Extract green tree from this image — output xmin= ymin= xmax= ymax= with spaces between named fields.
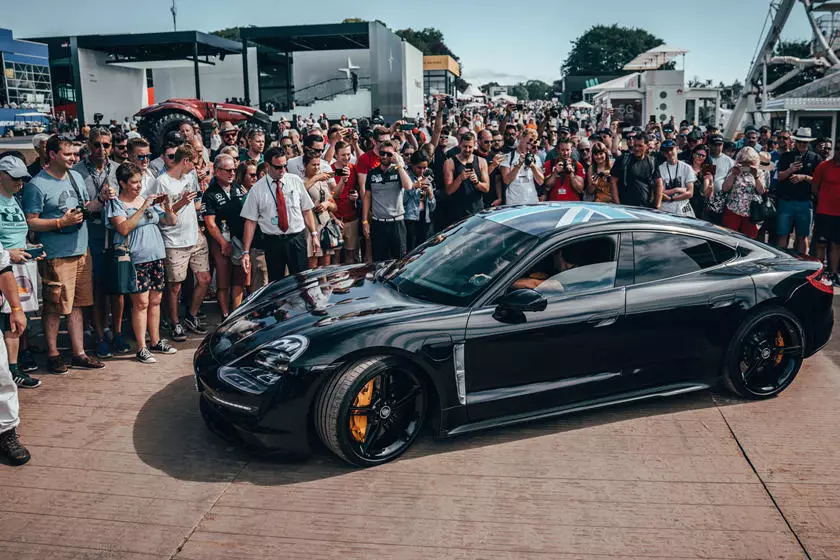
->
xmin=509 ymin=84 xmax=529 ymax=100
xmin=765 ymin=40 xmax=823 ymax=96
xmin=479 ymin=81 xmax=501 ymax=95
xmin=342 ymin=18 xmax=365 ymax=23
xmin=561 ymin=25 xmax=665 ymax=75
xmin=395 ymin=27 xmax=459 ymax=60
xmin=524 ymin=79 xmax=551 ymax=100
xmin=211 ymin=26 xmax=253 ymax=41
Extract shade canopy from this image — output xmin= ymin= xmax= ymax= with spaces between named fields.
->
xmin=623 ymin=45 xmax=687 ymax=71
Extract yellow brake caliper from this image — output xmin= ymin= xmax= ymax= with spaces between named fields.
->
xmin=775 ymin=331 xmax=785 ymax=366
xmin=350 ymin=379 xmax=375 ymax=442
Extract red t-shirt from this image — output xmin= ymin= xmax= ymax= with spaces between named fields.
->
xmin=815 ymin=159 xmax=840 ymax=216
xmin=332 ymin=162 xmax=359 ymax=222
xmin=355 ymin=150 xmax=381 ymax=177
xmin=544 ymin=159 xmax=585 ymax=201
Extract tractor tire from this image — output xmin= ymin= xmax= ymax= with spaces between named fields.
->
xmin=142 ymin=112 xmax=199 ymax=155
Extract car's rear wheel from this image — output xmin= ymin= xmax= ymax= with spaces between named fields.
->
xmin=723 ymin=306 xmax=805 ymax=399
xmin=315 ymin=356 xmax=426 ymax=467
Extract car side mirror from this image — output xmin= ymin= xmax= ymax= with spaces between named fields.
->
xmin=497 ymin=288 xmax=547 ymax=313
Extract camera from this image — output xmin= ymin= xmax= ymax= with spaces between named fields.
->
xmin=524 ymin=153 xmax=534 ymax=166
xmin=668 ymin=177 xmax=682 ymax=190
xmin=445 ymin=96 xmax=454 ymax=110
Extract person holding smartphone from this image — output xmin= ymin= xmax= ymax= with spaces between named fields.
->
xmin=0 ymin=156 xmax=43 ymax=388
xmin=403 ymin=151 xmax=437 ymax=252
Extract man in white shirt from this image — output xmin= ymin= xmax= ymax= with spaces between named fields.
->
xmin=241 ymin=147 xmax=320 ymax=281
xmin=127 ymin=137 xmax=155 ymax=196
xmin=708 ymin=134 xmax=736 ymax=197
xmin=500 ymin=128 xmax=545 ymax=205
xmin=656 ymin=140 xmax=696 ymax=215
xmin=149 ymin=144 xmax=210 ymax=342
xmin=286 ymin=133 xmax=333 ymax=178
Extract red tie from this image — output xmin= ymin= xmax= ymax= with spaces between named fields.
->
xmin=275 ymin=180 xmax=289 ymax=232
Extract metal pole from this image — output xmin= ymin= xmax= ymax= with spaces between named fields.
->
xmin=241 ymin=38 xmax=250 ymax=106
xmin=69 ymin=35 xmax=85 ymax=126
xmin=286 ymin=51 xmax=293 ymax=111
xmin=193 ymin=40 xmax=201 ymax=99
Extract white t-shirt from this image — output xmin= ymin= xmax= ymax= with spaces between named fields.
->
xmin=658 ymin=160 xmax=697 ymax=215
xmin=150 ymin=172 xmax=199 ymax=248
xmin=501 ymin=151 xmax=543 ymax=206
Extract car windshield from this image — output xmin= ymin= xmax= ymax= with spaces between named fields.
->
xmin=382 ymin=217 xmax=538 ymax=307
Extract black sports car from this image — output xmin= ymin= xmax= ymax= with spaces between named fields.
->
xmin=194 ymin=203 xmax=834 ymax=467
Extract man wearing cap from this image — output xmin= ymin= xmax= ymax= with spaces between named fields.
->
xmin=0 ymin=156 xmax=41 ymax=388
xmin=679 ymin=130 xmax=704 ymax=163
xmin=776 ymin=127 xmax=823 ymax=253
xmin=213 ymin=121 xmax=238 ymax=159
xmin=240 ymin=147 xmax=320 ymax=281
xmin=705 ymin=134 xmax=736 ymax=224
xmin=738 ymin=125 xmax=762 ymax=152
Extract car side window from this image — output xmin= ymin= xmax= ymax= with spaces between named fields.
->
xmin=709 ymin=241 xmax=737 ymax=264
xmin=634 ymin=232 xmax=721 ymax=283
xmin=511 ymin=235 xmax=619 ymax=297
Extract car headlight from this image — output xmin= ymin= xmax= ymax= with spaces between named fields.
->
xmin=219 ymin=335 xmax=309 ymax=394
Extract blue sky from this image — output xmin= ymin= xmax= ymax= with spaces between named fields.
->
xmin=5 ymin=0 xmax=816 ymax=86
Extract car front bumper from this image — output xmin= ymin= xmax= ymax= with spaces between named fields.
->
xmin=193 ymin=338 xmax=315 ymax=456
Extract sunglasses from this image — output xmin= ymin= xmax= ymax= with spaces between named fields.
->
xmin=381 ymin=152 xmax=396 ymax=157
xmin=114 ymin=144 xmax=127 ymax=150
xmin=165 ymin=153 xmax=176 ymax=159
xmin=217 ymin=167 xmax=236 ymax=173
xmin=136 ymin=154 xmax=151 ymax=161
xmin=694 ymin=152 xmax=707 ymax=158
xmin=268 ymin=162 xmax=287 ymax=170
xmin=223 ymin=131 xmax=237 ymax=136
xmin=94 ymin=142 xmax=111 ymax=149
xmin=247 ymin=172 xmax=258 ymax=178
xmin=579 ymin=148 xmax=591 ymax=152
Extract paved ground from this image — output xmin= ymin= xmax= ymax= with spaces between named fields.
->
xmin=0 ymin=301 xmax=839 ymax=560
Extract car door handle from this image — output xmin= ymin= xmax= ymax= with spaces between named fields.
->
xmin=708 ymin=295 xmax=735 ymax=309
xmin=587 ymin=313 xmax=619 ymax=328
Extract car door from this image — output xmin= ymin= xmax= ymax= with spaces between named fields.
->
xmin=622 ymin=230 xmax=754 ymax=389
xmin=463 ymin=233 xmax=629 ymax=422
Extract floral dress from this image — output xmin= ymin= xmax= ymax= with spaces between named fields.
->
xmin=726 ymin=172 xmax=759 ymax=218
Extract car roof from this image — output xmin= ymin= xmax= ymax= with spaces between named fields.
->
xmin=480 ymin=202 xmax=713 ymax=237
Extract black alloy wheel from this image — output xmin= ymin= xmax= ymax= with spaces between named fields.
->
xmin=724 ymin=307 xmax=805 ymax=399
xmin=315 ymin=356 xmax=427 ymax=467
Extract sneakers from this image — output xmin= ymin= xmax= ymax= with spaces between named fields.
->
xmin=136 ymin=347 xmax=157 ymax=364
xmin=71 ymin=354 xmax=105 ymax=369
xmin=18 ymin=349 xmax=38 ymax=373
xmin=183 ymin=315 xmax=207 ymax=335
xmin=150 ymin=339 xmax=177 ymax=354
xmin=171 ymin=323 xmax=187 ymax=342
xmin=12 ymin=370 xmax=40 ymax=389
xmin=96 ymin=337 xmax=113 ymax=359
xmin=112 ymin=334 xmax=132 ymax=355
xmin=47 ymin=355 xmax=68 ymax=375
xmin=0 ymin=429 xmax=30 ymax=466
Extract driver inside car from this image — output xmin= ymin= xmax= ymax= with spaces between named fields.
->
xmin=512 ymin=248 xmax=576 ymax=292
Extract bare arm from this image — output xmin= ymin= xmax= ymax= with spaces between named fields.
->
xmin=475 ymin=160 xmax=490 ymax=193
xmin=653 ymin=178 xmax=664 ymax=209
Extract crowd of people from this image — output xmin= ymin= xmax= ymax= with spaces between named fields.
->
xmin=0 ymin=94 xmax=837 ymax=467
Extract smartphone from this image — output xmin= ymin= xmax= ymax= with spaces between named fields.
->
xmin=649 ymin=115 xmax=657 ymax=124
xmin=25 ymin=247 xmax=45 ymax=259
xmin=740 ymin=165 xmax=752 ymax=174
xmin=465 ymin=163 xmax=474 ymax=171
xmin=400 ymin=123 xmax=414 ymax=131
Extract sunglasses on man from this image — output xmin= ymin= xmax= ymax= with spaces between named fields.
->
xmin=136 ymin=154 xmax=152 ymax=161
xmin=93 ymin=142 xmax=111 ymax=149
xmin=268 ymin=162 xmax=287 ymax=170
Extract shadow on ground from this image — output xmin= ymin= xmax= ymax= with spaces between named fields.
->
xmin=133 ymin=373 xmax=736 ymax=485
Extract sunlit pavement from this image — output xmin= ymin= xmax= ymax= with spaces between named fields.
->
xmin=0 ymin=301 xmax=839 ymax=559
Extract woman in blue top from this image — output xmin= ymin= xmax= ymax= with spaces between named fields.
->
xmin=403 ymin=151 xmax=437 ymax=252
xmin=107 ymin=163 xmax=177 ymax=364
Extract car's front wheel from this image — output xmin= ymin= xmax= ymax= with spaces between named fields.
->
xmin=723 ymin=306 xmax=805 ymax=399
xmin=315 ymin=356 xmax=427 ymax=467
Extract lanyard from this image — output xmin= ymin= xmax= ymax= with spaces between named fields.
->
xmin=84 ymin=158 xmax=111 ymax=193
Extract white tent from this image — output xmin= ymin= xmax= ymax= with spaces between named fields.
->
xmin=491 ymin=93 xmax=517 ymax=104
xmin=570 ymin=101 xmax=593 ymax=110
xmin=457 ymin=84 xmax=486 ymax=100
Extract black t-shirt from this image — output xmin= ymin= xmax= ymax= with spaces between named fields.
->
xmin=450 ymin=156 xmax=486 ymax=219
xmin=776 ymin=149 xmax=823 ymax=201
xmin=610 ymin=153 xmax=660 ymax=208
xmin=201 ymin=180 xmax=247 ymax=240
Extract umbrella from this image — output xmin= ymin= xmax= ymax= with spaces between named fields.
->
xmin=570 ymin=101 xmax=593 ymax=110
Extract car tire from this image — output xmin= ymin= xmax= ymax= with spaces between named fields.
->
xmin=141 ymin=112 xmax=199 ymax=155
xmin=314 ymin=356 xmax=426 ymax=467
xmin=722 ymin=306 xmax=805 ymax=399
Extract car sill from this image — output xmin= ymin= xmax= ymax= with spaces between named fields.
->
xmin=466 ymin=371 xmax=622 ymax=406
xmin=446 ymin=382 xmax=711 ymax=437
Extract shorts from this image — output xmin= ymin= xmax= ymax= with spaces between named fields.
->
xmin=814 ymin=213 xmax=840 ymax=244
xmin=249 ymin=248 xmax=268 ymax=291
xmin=342 ymin=218 xmax=360 ymax=251
xmin=776 ymin=199 xmax=813 ymax=238
xmin=164 ymin=234 xmax=210 ymax=283
xmin=39 ymin=251 xmax=94 ymax=316
xmin=134 ymin=259 xmax=166 ymax=293
xmin=208 ymin=237 xmax=250 ymax=288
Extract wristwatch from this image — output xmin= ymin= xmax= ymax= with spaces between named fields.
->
xmin=309 ymin=230 xmax=318 ymax=237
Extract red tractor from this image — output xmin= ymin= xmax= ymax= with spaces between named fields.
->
xmin=135 ymin=98 xmax=272 ymax=154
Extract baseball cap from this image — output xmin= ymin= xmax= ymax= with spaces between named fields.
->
xmin=557 ymin=126 xmax=570 ymax=135
xmin=660 ymin=140 xmax=677 ymax=149
xmin=688 ymin=130 xmax=704 ymax=141
xmin=0 ymin=155 xmax=31 ymax=179
xmin=709 ymin=134 xmax=725 ymax=144
xmin=744 ymin=125 xmax=758 ymax=134
xmin=164 ymin=131 xmax=184 ymax=147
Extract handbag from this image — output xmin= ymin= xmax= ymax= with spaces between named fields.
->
xmin=103 ymin=228 xmax=138 ymax=295
xmin=707 ymin=189 xmax=727 ymax=214
xmin=320 ymin=218 xmax=344 ymax=251
xmin=750 ymin=195 xmax=777 ymax=224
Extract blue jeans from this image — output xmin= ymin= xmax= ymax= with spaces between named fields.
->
xmin=776 ymin=199 xmax=813 ymax=238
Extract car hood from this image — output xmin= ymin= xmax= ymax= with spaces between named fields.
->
xmin=208 ymin=263 xmax=432 ymax=364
